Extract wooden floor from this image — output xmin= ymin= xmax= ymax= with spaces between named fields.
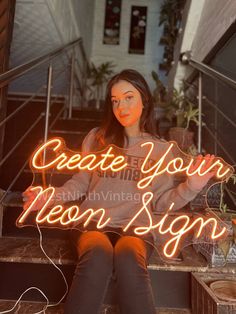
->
xmin=0 ymin=300 xmax=191 ymax=313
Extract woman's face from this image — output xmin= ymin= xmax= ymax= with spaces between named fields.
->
xmin=111 ymin=80 xmax=143 ymax=131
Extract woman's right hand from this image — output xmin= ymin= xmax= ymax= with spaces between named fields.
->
xmin=22 ymin=186 xmax=40 ymax=211
xmin=22 ymin=186 xmax=55 ymax=211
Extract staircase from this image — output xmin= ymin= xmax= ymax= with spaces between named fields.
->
xmin=0 ymin=103 xmax=111 ymax=313
xmin=0 ymin=100 xmax=198 ymax=313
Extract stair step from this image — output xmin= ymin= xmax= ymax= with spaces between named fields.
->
xmin=0 ymin=300 xmax=131 ymax=314
xmin=2 ymin=191 xmax=23 ymax=207
xmin=0 ymin=300 xmax=191 ymax=314
xmin=0 ymin=300 xmax=64 ymax=314
xmin=52 ymin=118 xmax=100 ymax=132
xmin=49 ymin=129 xmax=86 ymax=135
xmin=48 ymin=132 xmax=85 ymax=150
xmin=0 ymin=236 xmax=76 ymax=265
xmin=0 ymin=234 xmax=212 ymax=273
xmin=71 ymin=109 xmax=104 ymax=120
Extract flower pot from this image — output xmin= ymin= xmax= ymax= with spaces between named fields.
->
xmin=168 ymin=127 xmax=194 ymax=151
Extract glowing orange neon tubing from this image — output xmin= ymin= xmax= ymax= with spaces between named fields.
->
xmin=31 ymin=139 xmax=127 ymax=172
xmin=31 ymin=140 xmax=231 ymax=187
xmin=138 ymin=142 xmax=231 ymax=189
xmin=19 ymin=187 xmax=227 ymax=258
xmin=18 ymin=186 xmax=110 ymax=229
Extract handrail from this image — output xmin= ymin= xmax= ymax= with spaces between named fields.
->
xmin=0 ymin=38 xmax=82 ymax=88
xmin=0 ymin=66 xmax=67 ymax=128
xmin=0 ymin=85 xmax=45 ymax=128
xmin=189 ymin=58 xmax=236 ymax=90
xmin=0 ymin=114 xmax=43 ymax=168
xmin=204 ymin=124 xmax=235 ymax=165
xmin=0 ymin=35 xmax=89 ymax=205
xmin=204 ymin=96 xmax=236 ymax=129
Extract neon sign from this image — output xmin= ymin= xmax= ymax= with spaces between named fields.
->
xmin=19 ymin=138 xmax=234 ymax=258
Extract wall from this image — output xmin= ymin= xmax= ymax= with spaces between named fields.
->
xmin=191 ymin=0 xmax=236 ymax=61
xmin=91 ymin=0 xmax=165 ymax=91
xmin=168 ymin=0 xmax=205 ymax=89
xmin=71 ymin=0 xmax=95 ymax=58
xmin=168 ymin=0 xmax=236 ymax=88
xmin=45 ymin=0 xmax=80 ymax=43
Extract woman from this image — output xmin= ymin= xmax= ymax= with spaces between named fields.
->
xmin=23 ymin=69 xmax=215 ymax=314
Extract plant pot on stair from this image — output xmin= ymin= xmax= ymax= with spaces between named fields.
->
xmin=168 ymin=127 xmax=194 ymax=151
xmin=167 ymin=88 xmax=201 ymax=152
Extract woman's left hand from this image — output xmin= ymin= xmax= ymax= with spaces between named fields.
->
xmin=187 ymin=154 xmax=216 ymax=191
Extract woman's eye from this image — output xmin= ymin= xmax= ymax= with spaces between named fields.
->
xmin=126 ymin=95 xmax=133 ymax=101
xmin=112 ymin=99 xmax=119 ymax=106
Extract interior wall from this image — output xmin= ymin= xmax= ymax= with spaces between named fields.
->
xmin=191 ymin=0 xmax=236 ymax=61
xmin=91 ymin=0 xmax=165 ymax=91
xmin=71 ymin=0 xmax=96 ymax=58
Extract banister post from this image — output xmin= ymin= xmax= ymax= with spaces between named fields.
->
xmin=43 ymin=64 xmax=53 ymax=165
xmin=198 ymin=72 xmax=202 ymax=154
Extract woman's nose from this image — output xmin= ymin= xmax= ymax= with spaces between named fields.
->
xmin=117 ymin=99 xmax=126 ymax=109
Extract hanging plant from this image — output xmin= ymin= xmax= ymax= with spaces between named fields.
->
xmin=159 ymin=0 xmax=186 ymax=75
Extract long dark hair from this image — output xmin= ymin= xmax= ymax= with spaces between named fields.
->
xmin=94 ymin=69 xmax=157 ymax=149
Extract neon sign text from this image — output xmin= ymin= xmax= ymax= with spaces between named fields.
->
xmin=138 ymin=142 xmax=231 ymax=188
xmin=32 ymin=139 xmax=127 ymax=172
xmin=31 ymin=139 xmax=231 ymax=187
xmin=18 ymin=187 xmax=227 ymax=258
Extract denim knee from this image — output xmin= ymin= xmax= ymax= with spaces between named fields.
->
xmin=114 ymin=238 xmax=147 ymax=276
xmin=75 ymin=242 xmax=114 ymax=280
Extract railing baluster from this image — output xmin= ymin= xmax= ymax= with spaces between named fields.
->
xmin=68 ymin=51 xmax=75 ymax=119
xmin=198 ymin=72 xmax=202 ymax=154
xmin=43 ymin=64 xmax=53 ymax=166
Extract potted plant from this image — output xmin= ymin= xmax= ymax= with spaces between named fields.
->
xmin=151 ymin=70 xmax=168 ymax=119
xmin=192 ymin=173 xmax=236 ymax=266
xmin=158 ymin=0 xmax=186 ymax=74
xmin=167 ymin=87 xmax=200 ymax=152
xmin=88 ymin=61 xmax=115 ymax=110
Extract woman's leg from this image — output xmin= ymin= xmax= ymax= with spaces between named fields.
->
xmin=114 ymin=235 xmax=156 ymax=314
xmin=64 ymin=231 xmax=114 ymax=314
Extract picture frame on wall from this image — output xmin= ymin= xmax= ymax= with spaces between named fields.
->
xmin=129 ymin=6 xmax=147 ymax=54
xmin=103 ymin=0 xmax=122 ymax=45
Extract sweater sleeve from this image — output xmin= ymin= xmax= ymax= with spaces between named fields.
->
xmin=153 ymin=173 xmax=202 ymax=212
xmin=53 ymin=128 xmax=98 ymax=204
xmin=152 ymin=141 xmax=202 ymax=212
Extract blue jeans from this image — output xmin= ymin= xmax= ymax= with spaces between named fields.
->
xmin=64 ymin=227 xmax=156 ymax=314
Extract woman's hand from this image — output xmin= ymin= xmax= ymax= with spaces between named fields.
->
xmin=187 ymin=154 xmax=216 ymax=191
xmin=22 ymin=186 xmax=39 ymax=211
xmin=22 ymin=186 xmax=54 ymax=211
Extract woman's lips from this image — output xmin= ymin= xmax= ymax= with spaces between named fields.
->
xmin=119 ymin=113 xmax=130 ymax=119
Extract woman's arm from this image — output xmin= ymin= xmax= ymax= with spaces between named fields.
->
xmin=153 ymin=173 xmax=202 ymax=212
xmin=152 ymin=147 xmax=216 ymax=212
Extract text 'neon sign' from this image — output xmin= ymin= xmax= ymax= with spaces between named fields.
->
xmin=18 ymin=138 xmax=233 ymax=258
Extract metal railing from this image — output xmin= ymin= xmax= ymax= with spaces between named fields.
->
xmin=182 ymin=54 xmax=236 ymax=162
xmin=0 ymin=37 xmax=90 ymax=220
xmin=182 ymin=54 xmax=236 ymax=208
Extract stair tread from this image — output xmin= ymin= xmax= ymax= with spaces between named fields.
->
xmin=0 ymin=236 xmax=77 ymax=265
xmin=0 ymin=235 xmax=210 ymax=272
xmin=0 ymin=300 xmax=63 ymax=314
xmin=1 ymin=234 xmax=236 ymax=273
xmin=50 ymin=129 xmax=86 ymax=135
xmin=0 ymin=300 xmax=192 ymax=314
xmin=2 ymin=191 xmax=23 ymax=207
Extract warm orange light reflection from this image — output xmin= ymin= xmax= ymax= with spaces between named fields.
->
xmin=31 ymin=139 xmax=231 ymax=190
xmin=19 ymin=138 xmax=233 ymax=259
xmin=31 ymin=139 xmax=127 ymax=172
xmin=18 ymin=187 xmax=227 ymax=258
xmin=138 ymin=142 xmax=231 ymax=189
xmin=18 ymin=186 xmax=110 ymax=228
